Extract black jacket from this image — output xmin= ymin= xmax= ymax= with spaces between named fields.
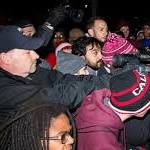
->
xmin=0 ymin=65 xmax=107 ymax=131
xmin=34 ymin=24 xmax=54 ymax=46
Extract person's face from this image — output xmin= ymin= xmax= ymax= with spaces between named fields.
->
xmin=69 ymin=29 xmax=84 ymax=43
xmin=84 ymin=44 xmax=102 ymax=69
xmin=143 ymin=25 xmax=150 ymax=38
xmin=136 ymin=31 xmax=144 ymax=40
xmin=22 ymin=26 xmax=36 ymax=37
xmin=120 ymin=26 xmax=130 ymax=39
xmin=48 ymin=113 xmax=74 ymax=150
xmin=88 ymin=20 xmax=108 ymax=42
xmin=53 ymin=32 xmax=66 ymax=47
xmin=7 ymin=49 xmax=39 ymax=77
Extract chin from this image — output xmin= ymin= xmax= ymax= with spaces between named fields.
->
xmin=101 ymin=38 xmax=106 ymax=42
xmin=88 ymin=63 xmax=100 ymax=70
xmin=30 ymin=68 xmax=36 ymax=73
xmin=96 ymin=62 xmax=102 ymax=69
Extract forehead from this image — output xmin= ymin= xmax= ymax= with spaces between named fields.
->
xmin=120 ymin=26 xmax=129 ymax=30
xmin=55 ymin=32 xmax=64 ymax=36
xmin=7 ymin=49 xmax=29 ymax=54
xmin=86 ymin=43 xmax=101 ymax=50
xmin=143 ymin=25 xmax=150 ymax=29
xmin=23 ymin=26 xmax=35 ymax=30
xmin=93 ymin=20 xmax=107 ymax=28
xmin=50 ymin=114 xmax=71 ymax=132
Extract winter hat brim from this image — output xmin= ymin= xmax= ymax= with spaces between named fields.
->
xmin=55 ymin=42 xmax=72 ymax=56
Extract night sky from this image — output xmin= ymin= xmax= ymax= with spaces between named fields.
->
xmin=0 ymin=0 xmax=149 ymax=32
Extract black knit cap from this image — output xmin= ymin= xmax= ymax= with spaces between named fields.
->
xmin=0 ymin=25 xmax=43 ymax=52
xmin=109 ymin=69 xmax=150 ymax=114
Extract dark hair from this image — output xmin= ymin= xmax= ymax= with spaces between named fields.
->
xmin=72 ymin=36 xmax=103 ymax=56
xmin=86 ymin=16 xmax=106 ymax=31
xmin=142 ymin=20 xmax=150 ymax=28
xmin=115 ymin=30 xmax=125 ymax=38
xmin=0 ymin=103 xmax=68 ymax=150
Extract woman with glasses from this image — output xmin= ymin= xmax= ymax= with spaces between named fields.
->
xmin=0 ymin=102 xmax=74 ymax=150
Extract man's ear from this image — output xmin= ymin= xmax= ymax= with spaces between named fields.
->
xmin=0 ymin=53 xmax=11 ymax=65
xmin=88 ymin=29 xmax=94 ymax=37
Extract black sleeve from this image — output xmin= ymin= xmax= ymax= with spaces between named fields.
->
xmin=33 ymin=69 xmax=108 ymax=108
xmin=31 ymin=24 xmax=54 ymax=47
xmin=32 ymin=5 xmax=67 ymax=47
xmin=125 ymin=114 xmax=150 ymax=147
xmin=45 ymin=73 xmax=107 ymax=109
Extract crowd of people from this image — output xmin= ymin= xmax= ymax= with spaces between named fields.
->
xmin=0 ymin=5 xmax=150 ymax=150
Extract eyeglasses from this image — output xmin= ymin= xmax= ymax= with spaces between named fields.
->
xmin=46 ymin=131 xmax=71 ymax=144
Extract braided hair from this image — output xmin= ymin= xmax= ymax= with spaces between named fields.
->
xmin=0 ymin=103 xmax=68 ymax=150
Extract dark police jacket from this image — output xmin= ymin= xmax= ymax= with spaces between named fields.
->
xmin=0 ymin=65 xmax=106 ymax=131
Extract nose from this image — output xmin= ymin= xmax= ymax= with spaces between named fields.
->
xmin=30 ymin=50 xmax=39 ymax=59
xmin=102 ymin=29 xmax=108 ymax=36
xmin=66 ymin=135 xmax=74 ymax=145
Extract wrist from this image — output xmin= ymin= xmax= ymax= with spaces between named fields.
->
xmin=44 ymin=22 xmax=54 ymax=30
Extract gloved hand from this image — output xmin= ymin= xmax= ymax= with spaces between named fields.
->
xmin=46 ymin=5 xmax=66 ymax=28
